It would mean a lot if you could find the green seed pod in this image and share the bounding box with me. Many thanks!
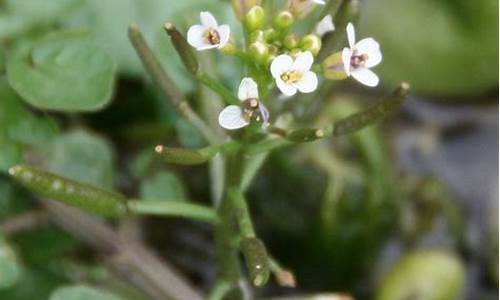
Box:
[8,165,127,217]
[164,22,199,76]
[301,34,322,56]
[155,145,215,165]
[286,127,332,143]
[245,5,265,31]
[248,41,269,63]
[231,0,262,21]
[241,237,270,287]
[273,11,294,31]
[376,251,465,300]
[322,51,348,80]
[283,34,299,49]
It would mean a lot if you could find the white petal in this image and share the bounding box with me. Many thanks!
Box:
[294,71,318,93]
[292,51,314,72]
[351,67,379,87]
[342,47,352,76]
[217,25,231,48]
[187,25,207,49]
[200,11,218,28]
[218,105,248,130]
[315,15,335,38]
[270,55,294,78]
[238,77,259,101]
[313,0,326,4]
[355,38,382,67]
[346,22,355,48]
[276,78,297,96]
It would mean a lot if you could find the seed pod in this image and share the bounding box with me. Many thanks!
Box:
[245,5,265,31]
[8,165,127,217]
[286,127,332,143]
[241,237,270,287]
[164,22,199,76]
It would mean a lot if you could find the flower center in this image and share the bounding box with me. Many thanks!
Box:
[242,98,262,123]
[350,52,369,69]
[204,28,221,45]
[280,71,303,84]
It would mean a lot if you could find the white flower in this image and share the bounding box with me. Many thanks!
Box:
[218,78,270,130]
[270,51,318,96]
[342,23,382,87]
[287,0,326,19]
[315,15,335,38]
[314,0,326,4]
[187,12,230,51]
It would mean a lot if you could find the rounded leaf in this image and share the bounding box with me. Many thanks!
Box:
[7,34,116,112]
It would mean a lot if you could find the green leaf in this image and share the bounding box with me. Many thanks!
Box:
[0,235,22,289]
[6,33,116,112]
[44,130,115,189]
[0,0,82,40]
[140,171,187,202]
[50,285,122,300]
[0,79,58,145]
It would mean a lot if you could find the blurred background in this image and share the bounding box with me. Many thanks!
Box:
[0,0,498,299]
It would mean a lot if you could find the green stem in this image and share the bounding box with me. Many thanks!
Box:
[207,281,232,300]
[128,24,218,144]
[197,73,240,105]
[127,201,217,223]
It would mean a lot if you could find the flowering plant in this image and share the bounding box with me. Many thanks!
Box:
[4,0,410,299]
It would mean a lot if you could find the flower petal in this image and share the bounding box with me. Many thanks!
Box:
[315,15,335,38]
[270,55,294,78]
[259,102,270,125]
[292,51,314,72]
[355,38,382,68]
[342,47,352,76]
[238,77,259,101]
[218,105,248,130]
[294,71,318,93]
[200,11,218,28]
[351,67,379,87]
[276,78,297,96]
[313,0,326,3]
[187,25,207,49]
[346,22,355,48]
[217,25,231,48]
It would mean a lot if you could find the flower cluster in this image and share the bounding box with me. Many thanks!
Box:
[185,1,382,130]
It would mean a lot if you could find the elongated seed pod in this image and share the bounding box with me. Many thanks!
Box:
[8,165,127,217]
[286,127,332,143]
[241,237,270,287]
[164,22,199,76]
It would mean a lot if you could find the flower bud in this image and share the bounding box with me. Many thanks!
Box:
[300,34,322,56]
[287,0,321,19]
[263,28,277,42]
[245,5,265,31]
[220,36,237,55]
[273,11,294,31]
[249,30,265,43]
[322,51,347,80]
[283,34,299,49]
[231,0,262,21]
[249,41,269,63]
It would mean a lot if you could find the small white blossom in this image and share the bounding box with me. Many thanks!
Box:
[218,78,270,130]
[288,0,326,19]
[315,15,335,38]
[270,51,318,96]
[342,23,382,87]
[187,12,230,51]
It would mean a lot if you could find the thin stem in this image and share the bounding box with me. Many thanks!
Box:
[197,73,240,105]
[227,188,255,238]
[128,24,218,144]
[127,201,217,224]
[207,281,233,300]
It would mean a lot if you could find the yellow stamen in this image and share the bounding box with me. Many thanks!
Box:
[280,70,303,84]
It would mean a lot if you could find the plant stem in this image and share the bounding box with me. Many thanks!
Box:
[127,201,217,223]
[128,24,218,144]
[197,73,240,105]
